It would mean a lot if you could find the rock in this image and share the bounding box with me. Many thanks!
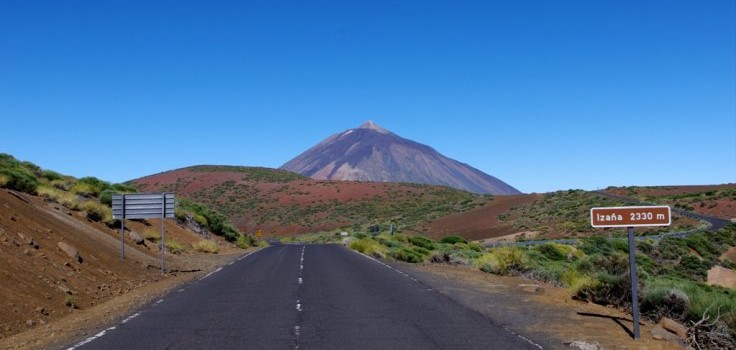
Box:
[659,317,688,339]
[128,231,145,245]
[651,325,687,347]
[35,307,48,316]
[565,340,601,350]
[58,284,72,295]
[25,319,35,327]
[57,242,81,263]
[519,284,543,293]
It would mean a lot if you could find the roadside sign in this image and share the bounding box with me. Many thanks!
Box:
[591,206,671,228]
[590,204,671,341]
[112,193,175,274]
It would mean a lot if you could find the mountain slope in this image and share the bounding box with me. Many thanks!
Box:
[132,165,492,236]
[280,121,520,195]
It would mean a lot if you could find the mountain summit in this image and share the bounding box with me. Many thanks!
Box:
[280,122,520,195]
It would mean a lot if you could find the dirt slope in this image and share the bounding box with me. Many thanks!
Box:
[420,194,542,240]
[0,189,236,341]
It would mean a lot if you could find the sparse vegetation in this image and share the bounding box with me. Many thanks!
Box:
[165,239,186,254]
[142,228,161,242]
[193,239,220,253]
[64,295,78,309]
[79,200,114,224]
[503,189,699,237]
[0,153,136,227]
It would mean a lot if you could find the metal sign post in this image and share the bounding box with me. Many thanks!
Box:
[626,226,640,339]
[590,205,671,340]
[112,193,175,274]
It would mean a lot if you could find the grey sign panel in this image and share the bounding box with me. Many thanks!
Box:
[112,193,175,220]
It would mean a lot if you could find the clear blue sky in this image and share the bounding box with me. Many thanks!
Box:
[1,1,734,193]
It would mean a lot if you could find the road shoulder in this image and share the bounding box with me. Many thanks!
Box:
[398,262,683,350]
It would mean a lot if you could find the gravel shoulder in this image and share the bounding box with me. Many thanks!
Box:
[399,263,683,350]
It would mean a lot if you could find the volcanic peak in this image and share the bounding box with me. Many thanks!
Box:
[358,120,390,134]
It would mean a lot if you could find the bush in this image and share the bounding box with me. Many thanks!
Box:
[79,200,113,224]
[643,277,736,328]
[392,247,425,263]
[0,168,39,193]
[236,234,256,249]
[580,236,629,256]
[177,200,241,241]
[71,177,110,197]
[476,247,531,275]
[350,238,388,258]
[534,243,583,262]
[142,228,161,242]
[561,268,599,294]
[165,239,186,254]
[439,235,467,245]
[408,236,436,250]
[41,170,63,181]
[193,240,220,253]
[36,184,80,209]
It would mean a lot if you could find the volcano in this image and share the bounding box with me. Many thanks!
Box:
[280,121,520,195]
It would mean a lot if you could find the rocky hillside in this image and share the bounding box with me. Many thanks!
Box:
[280,121,520,195]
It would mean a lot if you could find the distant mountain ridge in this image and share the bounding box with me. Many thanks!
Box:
[280,121,520,195]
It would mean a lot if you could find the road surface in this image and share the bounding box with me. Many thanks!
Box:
[67,244,543,350]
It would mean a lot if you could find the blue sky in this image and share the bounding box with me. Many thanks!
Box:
[1,1,734,193]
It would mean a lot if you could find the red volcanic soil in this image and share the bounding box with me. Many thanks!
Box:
[603,184,736,220]
[0,189,240,344]
[421,194,542,241]
[134,167,469,236]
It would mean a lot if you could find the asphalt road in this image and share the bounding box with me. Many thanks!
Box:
[67,244,543,350]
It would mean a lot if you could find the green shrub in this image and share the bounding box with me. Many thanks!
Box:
[41,170,63,181]
[177,200,241,241]
[193,240,220,253]
[165,239,186,254]
[439,235,467,245]
[64,295,78,309]
[236,234,256,249]
[643,277,736,327]
[142,228,161,242]
[476,247,531,275]
[350,238,388,258]
[79,200,113,224]
[71,177,110,197]
[408,236,436,250]
[36,184,80,209]
[534,243,583,262]
[392,247,425,263]
[0,168,39,193]
[561,268,599,293]
[677,255,712,281]
[579,236,626,255]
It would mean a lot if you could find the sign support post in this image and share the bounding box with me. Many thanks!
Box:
[627,226,640,339]
[161,194,166,274]
[120,195,126,259]
[591,205,671,340]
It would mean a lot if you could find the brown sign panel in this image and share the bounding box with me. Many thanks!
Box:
[591,206,671,228]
